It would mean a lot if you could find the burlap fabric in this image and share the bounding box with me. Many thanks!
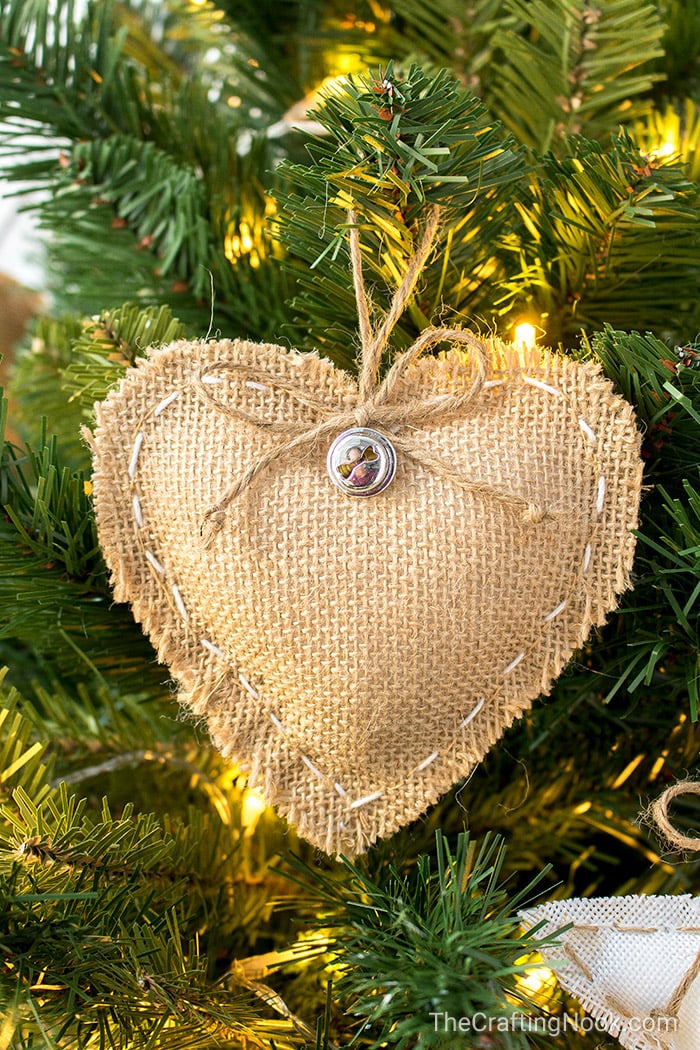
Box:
[521,895,700,1050]
[89,325,642,855]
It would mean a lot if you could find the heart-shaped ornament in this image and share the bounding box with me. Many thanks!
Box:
[89,214,643,856]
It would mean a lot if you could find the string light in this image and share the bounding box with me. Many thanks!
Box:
[636,102,699,178]
[517,965,558,999]
[224,219,261,268]
[514,321,538,350]
[241,787,268,833]
[651,140,677,160]
[513,952,560,1008]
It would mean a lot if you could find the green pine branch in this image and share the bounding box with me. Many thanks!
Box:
[497,132,700,343]
[0,0,296,334]
[585,327,700,716]
[0,399,165,693]
[489,0,666,152]
[654,0,700,99]
[0,678,319,1049]
[282,831,562,1049]
[450,690,699,897]
[276,64,526,363]
[62,304,188,421]
[372,0,513,78]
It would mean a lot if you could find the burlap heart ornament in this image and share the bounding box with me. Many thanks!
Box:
[89,211,643,856]
[520,895,700,1050]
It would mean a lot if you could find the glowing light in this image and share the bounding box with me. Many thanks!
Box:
[332,52,366,76]
[572,799,592,815]
[280,75,348,129]
[241,788,267,832]
[610,753,645,789]
[649,139,677,162]
[517,966,557,997]
[224,233,240,259]
[514,953,560,1007]
[239,222,253,253]
[514,322,537,350]
[224,219,259,264]
[649,750,670,781]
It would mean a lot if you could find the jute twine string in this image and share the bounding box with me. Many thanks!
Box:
[648,780,700,1026]
[195,207,549,546]
[651,779,700,853]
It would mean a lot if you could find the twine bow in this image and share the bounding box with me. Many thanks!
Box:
[196,207,545,545]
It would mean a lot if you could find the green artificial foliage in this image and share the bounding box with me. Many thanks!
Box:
[0,0,698,1046]
[488,0,666,152]
[276,62,526,364]
[283,832,563,1049]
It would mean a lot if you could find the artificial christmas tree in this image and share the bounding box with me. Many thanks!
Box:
[0,1,699,1048]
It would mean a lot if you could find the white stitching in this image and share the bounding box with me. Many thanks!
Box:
[269,711,286,734]
[460,697,485,727]
[153,391,179,417]
[578,417,597,444]
[349,790,383,810]
[301,753,323,779]
[582,543,592,573]
[238,671,260,700]
[543,599,567,622]
[171,584,189,622]
[132,493,143,527]
[334,782,347,798]
[144,549,165,575]
[523,376,564,398]
[201,638,224,658]
[502,651,526,675]
[596,475,606,515]
[127,432,144,479]
[416,751,439,771]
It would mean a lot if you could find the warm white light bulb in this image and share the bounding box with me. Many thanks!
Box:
[517,965,556,997]
[241,788,267,831]
[653,139,677,160]
[515,322,537,350]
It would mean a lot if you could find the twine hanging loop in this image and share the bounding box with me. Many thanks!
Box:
[650,779,700,852]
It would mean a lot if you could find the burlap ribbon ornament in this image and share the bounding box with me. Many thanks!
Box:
[521,783,700,1050]
[89,209,643,856]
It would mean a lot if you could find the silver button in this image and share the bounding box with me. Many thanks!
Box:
[326,427,397,497]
